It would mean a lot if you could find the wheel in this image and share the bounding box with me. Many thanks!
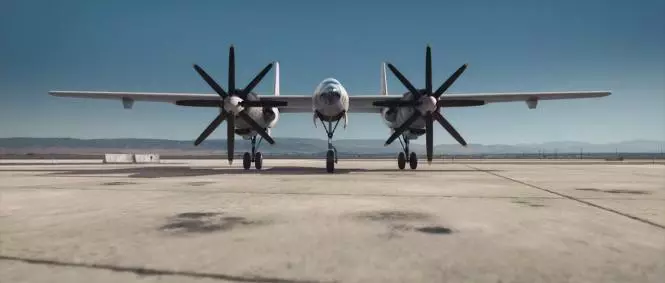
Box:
[254,152,263,170]
[326,150,335,173]
[397,152,406,170]
[409,152,418,169]
[243,152,251,170]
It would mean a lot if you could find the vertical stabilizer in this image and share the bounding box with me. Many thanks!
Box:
[274,61,280,96]
[380,62,388,95]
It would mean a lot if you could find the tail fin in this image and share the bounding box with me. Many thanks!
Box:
[274,61,280,96]
[380,62,388,95]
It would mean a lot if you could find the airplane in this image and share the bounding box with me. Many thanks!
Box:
[49,45,611,173]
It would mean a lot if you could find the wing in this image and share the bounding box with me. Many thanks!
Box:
[440,90,611,104]
[358,90,611,110]
[48,91,315,112]
[49,90,610,113]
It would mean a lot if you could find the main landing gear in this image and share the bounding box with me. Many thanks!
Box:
[320,118,340,173]
[396,135,418,170]
[243,135,264,170]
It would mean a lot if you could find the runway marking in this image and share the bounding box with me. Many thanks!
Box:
[465,165,665,230]
[0,255,333,283]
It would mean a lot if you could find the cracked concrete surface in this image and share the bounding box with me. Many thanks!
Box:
[1,159,664,282]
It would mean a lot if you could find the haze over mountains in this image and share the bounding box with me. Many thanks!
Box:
[1,138,662,156]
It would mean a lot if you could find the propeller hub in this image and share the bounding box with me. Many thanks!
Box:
[224,96,244,114]
[417,95,437,114]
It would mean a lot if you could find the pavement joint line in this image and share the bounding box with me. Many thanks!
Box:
[4,185,665,201]
[464,164,665,230]
[0,255,334,283]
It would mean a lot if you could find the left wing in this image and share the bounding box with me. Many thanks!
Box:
[48,91,315,112]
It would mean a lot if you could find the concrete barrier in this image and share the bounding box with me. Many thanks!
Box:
[134,154,160,163]
[103,153,161,164]
[103,153,134,164]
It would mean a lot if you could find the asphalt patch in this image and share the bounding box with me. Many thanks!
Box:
[176,212,222,218]
[351,210,434,222]
[386,224,453,236]
[416,226,453,234]
[101,181,136,186]
[576,188,651,195]
[512,199,546,208]
[187,181,215,187]
[160,212,270,234]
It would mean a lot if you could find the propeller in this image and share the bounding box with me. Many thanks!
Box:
[381,45,469,164]
[192,45,284,164]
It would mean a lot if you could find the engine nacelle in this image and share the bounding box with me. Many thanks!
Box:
[263,107,279,128]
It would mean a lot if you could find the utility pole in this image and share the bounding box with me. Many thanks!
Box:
[580,147,583,160]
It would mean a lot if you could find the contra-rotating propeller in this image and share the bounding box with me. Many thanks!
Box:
[191,45,286,164]
[376,45,469,164]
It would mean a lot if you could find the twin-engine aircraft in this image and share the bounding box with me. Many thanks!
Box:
[50,45,611,173]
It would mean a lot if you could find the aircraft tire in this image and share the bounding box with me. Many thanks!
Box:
[326,150,335,173]
[254,152,263,170]
[397,152,406,170]
[243,152,251,170]
[409,152,418,170]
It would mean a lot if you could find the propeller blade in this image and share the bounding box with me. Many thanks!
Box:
[372,100,421,107]
[194,112,227,146]
[193,64,228,98]
[176,100,223,107]
[432,64,468,98]
[240,100,288,107]
[385,111,421,146]
[426,113,433,164]
[227,114,235,164]
[437,99,485,107]
[432,111,467,146]
[228,45,235,95]
[426,46,432,95]
[238,111,275,144]
[387,63,422,99]
[239,63,273,99]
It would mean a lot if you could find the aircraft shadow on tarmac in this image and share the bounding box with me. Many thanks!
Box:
[31,166,498,178]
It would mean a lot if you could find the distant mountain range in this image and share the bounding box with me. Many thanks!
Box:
[0,137,663,156]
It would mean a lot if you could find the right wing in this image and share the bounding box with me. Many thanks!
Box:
[351,90,611,110]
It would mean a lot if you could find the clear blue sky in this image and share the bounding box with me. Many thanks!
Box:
[1,0,663,144]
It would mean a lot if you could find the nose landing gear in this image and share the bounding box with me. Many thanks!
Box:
[317,111,342,173]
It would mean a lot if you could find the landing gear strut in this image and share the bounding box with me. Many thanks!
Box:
[243,135,264,170]
[397,135,418,170]
[320,117,341,173]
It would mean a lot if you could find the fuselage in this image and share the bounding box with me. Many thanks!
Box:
[312,78,349,121]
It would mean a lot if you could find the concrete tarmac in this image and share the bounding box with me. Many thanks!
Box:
[1,159,664,283]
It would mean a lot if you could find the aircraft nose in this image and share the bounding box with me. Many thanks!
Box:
[321,90,341,105]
